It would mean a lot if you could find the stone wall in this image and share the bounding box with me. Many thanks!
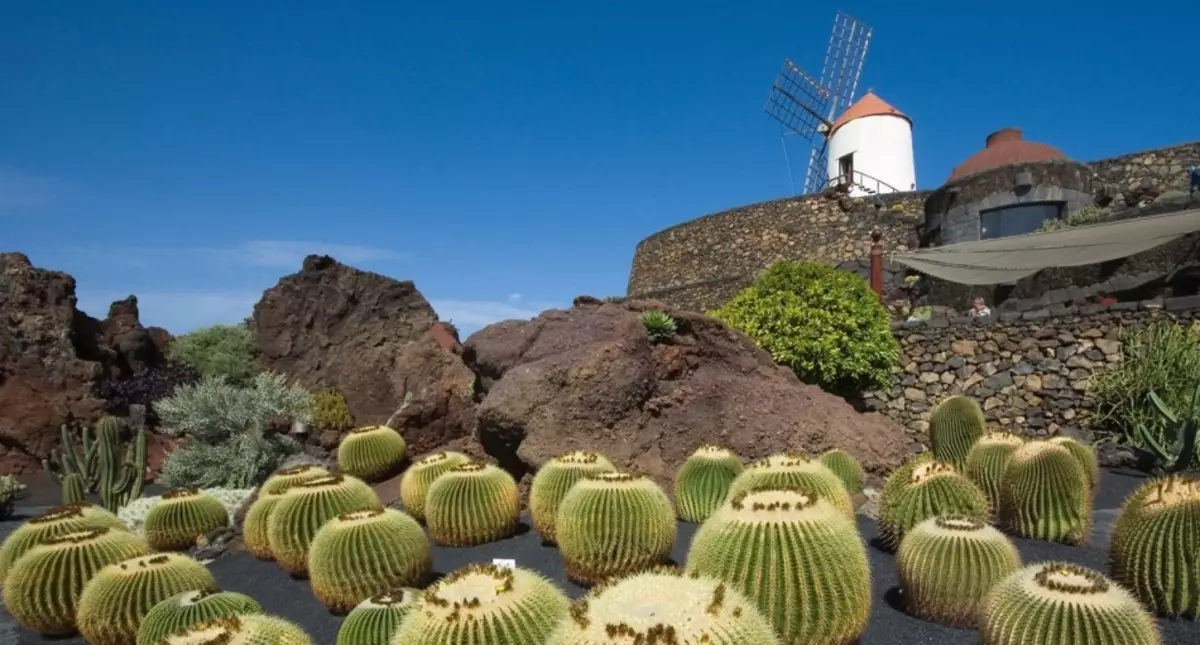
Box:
[1089,141,1200,206]
[863,296,1200,447]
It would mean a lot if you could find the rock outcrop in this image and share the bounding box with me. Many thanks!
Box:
[463,297,909,490]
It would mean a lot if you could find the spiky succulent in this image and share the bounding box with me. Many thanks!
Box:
[76,553,218,645]
[818,449,865,494]
[725,453,854,520]
[0,501,128,580]
[262,464,330,495]
[998,441,1092,545]
[2,527,150,635]
[143,488,231,552]
[391,563,570,645]
[307,508,432,612]
[673,445,745,523]
[965,431,1026,517]
[336,588,421,645]
[266,473,382,576]
[398,451,471,523]
[548,568,781,645]
[686,486,871,645]
[979,562,1161,645]
[424,462,521,547]
[136,589,265,645]
[1049,436,1100,491]
[556,472,677,585]
[877,455,990,552]
[530,450,617,542]
[1109,474,1200,618]
[159,615,314,645]
[895,515,1022,627]
[930,395,987,467]
[337,426,408,482]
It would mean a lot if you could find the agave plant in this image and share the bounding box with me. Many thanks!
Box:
[1134,381,1199,473]
[639,310,677,343]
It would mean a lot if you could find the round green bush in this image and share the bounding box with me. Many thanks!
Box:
[548,568,781,645]
[709,260,899,393]
[726,453,854,520]
[2,527,150,635]
[930,395,986,467]
[398,451,471,523]
[144,488,231,551]
[877,456,990,552]
[160,615,313,644]
[424,462,521,547]
[979,562,1161,645]
[390,563,569,645]
[77,553,218,645]
[998,441,1092,545]
[167,323,259,385]
[136,589,264,645]
[1109,474,1200,617]
[687,486,872,644]
[0,502,128,581]
[307,508,432,612]
[337,426,407,482]
[530,450,617,542]
[818,449,865,494]
[674,445,744,522]
[965,431,1025,517]
[556,472,677,585]
[336,588,421,645]
[266,474,381,576]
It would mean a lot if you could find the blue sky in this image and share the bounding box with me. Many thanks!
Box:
[3,2,1196,336]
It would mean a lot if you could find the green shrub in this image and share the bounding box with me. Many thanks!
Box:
[1036,205,1107,233]
[1091,321,1200,466]
[710,260,899,394]
[639,310,677,343]
[311,388,354,432]
[153,373,313,488]
[168,324,259,385]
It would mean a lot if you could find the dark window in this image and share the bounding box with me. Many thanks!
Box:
[838,153,854,183]
[979,202,1064,239]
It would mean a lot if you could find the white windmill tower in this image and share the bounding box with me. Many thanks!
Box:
[764,11,916,197]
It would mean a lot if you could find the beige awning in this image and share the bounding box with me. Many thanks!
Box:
[891,208,1200,285]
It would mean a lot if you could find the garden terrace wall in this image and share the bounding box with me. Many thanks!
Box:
[863,295,1200,447]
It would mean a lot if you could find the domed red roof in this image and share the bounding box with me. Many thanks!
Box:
[827,91,910,136]
[946,128,1067,183]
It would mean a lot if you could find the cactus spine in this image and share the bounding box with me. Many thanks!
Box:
[336,588,421,645]
[549,568,782,645]
[136,589,265,645]
[895,515,1022,627]
[980,562,1162,645]
[673,445,744,523]
[998,441,1092,545]
[0,502,128,580]
[76,553,218,645]
[965,431,1025,517]
[877,455,990,552]
[43,416,148,511]
[424,462,521,547]
[930,395,986,467]
[556,472,677,585]
[390,563,570,645]
[143,488,231,551]
[398,451,471,523]
[307,508,432,612]
[1049,436,1100,491]
[530,450,617,542]
[266,474,381,576]
[159,615,314,645]
[818,448,865,494]
[725,453,854,520]
[337,425,408,482]
[686,486,871,645]
[1108,474,1200,618]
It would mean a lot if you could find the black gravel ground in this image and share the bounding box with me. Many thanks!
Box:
[2,468,1196,644]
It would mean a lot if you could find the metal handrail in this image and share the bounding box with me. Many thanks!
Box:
[824,169,901,195]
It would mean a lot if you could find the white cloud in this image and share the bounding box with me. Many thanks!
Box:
[76,289,262,334]
[507,292,522,301]
[0,169,62,212]
[207,240,404,270]
[430,299,549,336]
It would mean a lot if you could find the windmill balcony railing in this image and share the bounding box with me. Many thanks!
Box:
[824,170,901,196]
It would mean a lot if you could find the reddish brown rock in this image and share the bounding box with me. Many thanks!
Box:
[463,298,908,493]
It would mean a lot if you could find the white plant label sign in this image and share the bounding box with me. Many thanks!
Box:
[492,558,516,570]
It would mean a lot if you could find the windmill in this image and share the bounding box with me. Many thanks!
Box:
[764,11,873,195]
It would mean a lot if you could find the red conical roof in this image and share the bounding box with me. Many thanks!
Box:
[946,128,1067,182]
[828,91,910,136]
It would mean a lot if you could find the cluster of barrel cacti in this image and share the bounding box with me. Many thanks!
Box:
[42,415,148,512]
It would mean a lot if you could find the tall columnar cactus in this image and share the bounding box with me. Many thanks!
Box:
[136,589,265,645]
[556,472,677,585]
[159,615,314,645]
[687,486,872,645]
[818,448,865,494]
[424,462,521,547]
[337,425,408,482]
[390,563,570,645]
[62,472,86,504]
[398,451,471,523]
[1109,474,1200,618]
[878,455,990,552]
[76,553,218,645]
[999,441,1092,545]
[336,588,421,645]
[930,395,986,467]
[44,417,148,511]
[725,453,854,520]
[0,501,128,580]
[1049,436,1100,491]
[307,508,432,612]
[979,562,1162,645]
[548,568,782,645]
[895,515,1022,627]
[530,450,617,542]
[1,527,150,635]
[965,431,1025,517]
[266,474,381,576]
[143,488,231,551]
[674,445,745,523]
